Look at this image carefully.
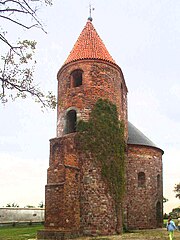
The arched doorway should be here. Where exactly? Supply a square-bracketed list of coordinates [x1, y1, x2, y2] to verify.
[156, 201, 162, 227]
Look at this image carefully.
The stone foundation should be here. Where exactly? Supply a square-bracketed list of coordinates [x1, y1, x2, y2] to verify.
[37, 230, 80, 240]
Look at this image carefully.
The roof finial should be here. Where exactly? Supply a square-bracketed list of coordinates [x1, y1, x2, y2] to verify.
[88, 3, 94, 21]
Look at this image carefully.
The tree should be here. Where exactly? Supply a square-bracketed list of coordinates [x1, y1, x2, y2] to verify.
[169, 207, 180, 218]
[0, 0, 56, 109]
[6, 202, 19, 207]
[25, 205, 35, 208]
[174, 183, 180, 199]
[163, 213, 168, 219]
[38, 201, 44, 208]
[163, 196, 169, 203]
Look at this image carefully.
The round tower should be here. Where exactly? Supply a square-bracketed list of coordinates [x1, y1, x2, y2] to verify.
[37, 20, 128, 240]
[55, 19, 128, 236]
[56, 20, 128, 138]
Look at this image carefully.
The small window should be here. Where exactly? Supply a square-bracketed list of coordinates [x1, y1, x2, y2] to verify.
[71, 70, 83, 87]
[65, 110, 77, 134]
[157, 174, 160, 188]
[138, 172, 146, 187]
[121, 83, 124, 111]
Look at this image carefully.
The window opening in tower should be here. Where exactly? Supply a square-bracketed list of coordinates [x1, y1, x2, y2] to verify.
[138, 172, 146, 187]
[65, 110, 77, 134]
[71, 69, 83, 87]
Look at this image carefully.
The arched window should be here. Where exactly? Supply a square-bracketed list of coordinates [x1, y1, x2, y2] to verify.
[121, 83, 124, 111]
[71, 69, 83, 87]
[65, 110, 77, 134]
[157, 174, 161, 189]
[156, 201, 162, 226]
[138, 172, 146, 187]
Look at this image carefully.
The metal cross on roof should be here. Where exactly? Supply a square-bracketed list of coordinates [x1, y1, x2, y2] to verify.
[88, 3, 95, 21]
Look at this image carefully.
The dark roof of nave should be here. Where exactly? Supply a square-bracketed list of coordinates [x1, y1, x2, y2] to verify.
[128, 121, 158, 148]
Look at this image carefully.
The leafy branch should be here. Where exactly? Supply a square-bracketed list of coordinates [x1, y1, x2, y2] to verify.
[0, 40, 56, 109]
[0, 0, 56, 109]
[174, 183, 180, 199]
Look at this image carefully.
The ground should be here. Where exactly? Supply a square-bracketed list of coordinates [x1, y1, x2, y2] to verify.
[1, 226, 180, 240]
[34, 228, 180, 240]
[32, 229, 179, 240]
[73, 229, 180, 240]
[35, 229, 179, 240]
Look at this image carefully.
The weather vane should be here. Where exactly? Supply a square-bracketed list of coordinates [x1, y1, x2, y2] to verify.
[88, 3, 95, 21]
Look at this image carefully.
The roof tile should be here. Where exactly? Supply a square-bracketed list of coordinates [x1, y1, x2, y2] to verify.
[64, 20, 116, 65]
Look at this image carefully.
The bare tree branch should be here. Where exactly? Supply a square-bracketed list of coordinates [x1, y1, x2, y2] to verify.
[22, 0, 37, 14]
[0, 0, 56, 109]
[0, 34, 14, 49]
[0, 15, 39, 30]
[0, 9, 29, 14]
[0, 0, 47, 34]
[0, 0, 22, 5]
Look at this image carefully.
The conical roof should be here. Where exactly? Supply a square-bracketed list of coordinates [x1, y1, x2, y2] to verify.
[63, 20, 116, 66]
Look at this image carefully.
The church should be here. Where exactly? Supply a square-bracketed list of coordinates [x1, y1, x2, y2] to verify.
[38, 17, 164, 239]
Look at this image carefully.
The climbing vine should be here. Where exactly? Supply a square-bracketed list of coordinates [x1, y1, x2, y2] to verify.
[77, 98, 125, 208]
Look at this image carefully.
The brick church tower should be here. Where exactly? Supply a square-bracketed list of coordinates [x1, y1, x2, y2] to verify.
[38, 18, 163, 240]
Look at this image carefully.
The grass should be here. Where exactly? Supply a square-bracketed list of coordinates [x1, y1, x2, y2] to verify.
[0, 224, 43, 240]
[0, 225, 179, 240]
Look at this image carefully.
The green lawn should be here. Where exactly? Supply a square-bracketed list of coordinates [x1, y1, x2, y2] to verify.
[0, 224, 43, 240]
[0, 225, 179, 240]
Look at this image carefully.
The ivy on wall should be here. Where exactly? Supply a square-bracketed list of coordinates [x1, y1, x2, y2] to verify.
[76, 98, 125, 208]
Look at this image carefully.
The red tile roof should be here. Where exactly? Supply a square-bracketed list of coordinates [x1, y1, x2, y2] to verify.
[63, 20, 116, 65]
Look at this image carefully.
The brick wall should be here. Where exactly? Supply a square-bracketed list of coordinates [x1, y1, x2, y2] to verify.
[56, 59, 128, 139]
[40, 58, 129, 239]
[126, 145, 163, 229]
[45, 134, 80, 231]
[39, 56, 163, 239]
[79, 153, 118, 235]
[44, 133, 122, 236]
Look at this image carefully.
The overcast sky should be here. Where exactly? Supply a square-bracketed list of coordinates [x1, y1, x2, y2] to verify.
[0, 0, 179, 213]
